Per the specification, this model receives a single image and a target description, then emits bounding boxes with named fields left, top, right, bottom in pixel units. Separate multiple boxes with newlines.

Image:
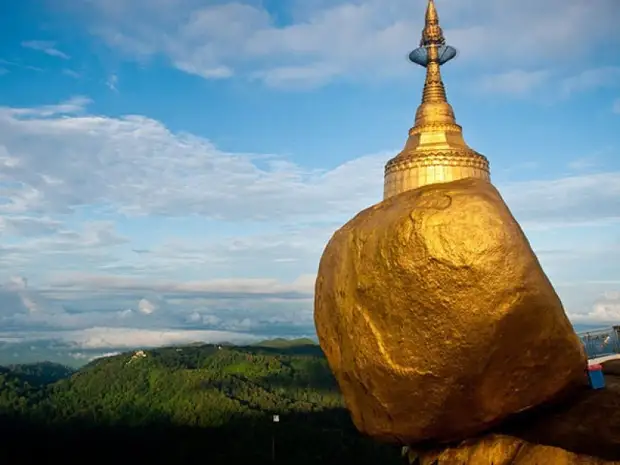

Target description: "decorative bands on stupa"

left=384, top=148, right=490, bottom=198
left=385, top=149, right=489, bottom=172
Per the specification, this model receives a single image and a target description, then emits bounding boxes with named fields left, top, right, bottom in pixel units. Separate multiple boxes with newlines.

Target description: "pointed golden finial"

left=383, top=0, right=490, bottom=199
left=422, top=0, right=444, bottom=46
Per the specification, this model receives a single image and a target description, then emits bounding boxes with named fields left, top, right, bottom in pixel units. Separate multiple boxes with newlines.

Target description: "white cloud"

left=613, top=99, right=620, bottom=114
left=251, top=64, right=342, bottom=90
left=501, top=172, right=620, bottom=227
left=476, top=66, right=620, bottom=98
left=0, top=98, right=386, bottom=220
left=0, top=327, right=259, bottom=350
left=6, top=276, right=28, bottom=290
left=5, top=96, right=91, bottom=119
left=64, top=0, right=620, bottom=88
left=62, top=69, right=81, bottom=79
left=138, top=298, right=157, bottom=315
left=175, top=63, right=233, bottom=79
left=105, top=74, right=118, bottom=91
left=570, top=293, right=620, bottom=325
left=568, top=157, right=598, bottom=171
left=21, top=40, right=70, bottom=60
left=46, top=273, right=316, bottom=297
left=70, top=351, right=121, bottom=361
left=62, top=327, right=258, bottom=349
left=476, top=69, right=551, bottom=96
left=0, top=59, right=43, bottom=73
left=0, top=216, right=62, bottom=237
left=3, top=222, right=126, bottom=255
left=0, top=277, right=43, bottom=317
left=560, top=66, right=620, bottom=96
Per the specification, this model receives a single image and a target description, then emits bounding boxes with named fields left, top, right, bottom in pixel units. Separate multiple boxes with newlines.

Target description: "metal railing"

left=577, top=326, right=620, bottom=359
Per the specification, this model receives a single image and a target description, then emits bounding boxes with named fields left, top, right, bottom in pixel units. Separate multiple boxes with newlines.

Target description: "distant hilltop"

left=0, top=337, right=320, bottom=368
left=253, top=337, right=318, bottom=348
left=157, top=337, right=317, bottom=349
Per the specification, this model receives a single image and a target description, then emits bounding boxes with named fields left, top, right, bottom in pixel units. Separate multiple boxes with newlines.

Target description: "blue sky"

left=0, top=0, right=619, bottom=355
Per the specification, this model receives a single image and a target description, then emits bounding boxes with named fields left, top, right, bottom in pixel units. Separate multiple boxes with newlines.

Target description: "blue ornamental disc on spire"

left=409, top=44, right=458, bottom=67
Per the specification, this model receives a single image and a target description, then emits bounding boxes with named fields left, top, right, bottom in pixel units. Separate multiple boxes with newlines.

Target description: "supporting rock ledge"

left=407, top=360, right=620, bottom=464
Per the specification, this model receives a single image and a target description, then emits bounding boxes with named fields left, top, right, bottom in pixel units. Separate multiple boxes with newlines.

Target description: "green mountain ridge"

left=4, top=361, right=74, bottom=386
left=0, top=342, right=400, bottom=465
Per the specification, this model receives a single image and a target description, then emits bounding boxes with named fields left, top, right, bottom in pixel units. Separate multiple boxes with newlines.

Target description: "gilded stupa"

left=384, top=0, right=489, bottom=199
left=314, top=0, right=587, bottom=453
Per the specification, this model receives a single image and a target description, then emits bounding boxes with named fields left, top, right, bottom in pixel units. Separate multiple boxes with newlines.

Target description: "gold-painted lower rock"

left=314, top=178, right=587, bottom=445
left=406, top=435, right=620, bottom=465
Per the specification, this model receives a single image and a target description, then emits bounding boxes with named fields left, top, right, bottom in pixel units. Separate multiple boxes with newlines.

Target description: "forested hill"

left=0, top=342, right=402, bottom=465
left=1, top=361, right=74, bottom=385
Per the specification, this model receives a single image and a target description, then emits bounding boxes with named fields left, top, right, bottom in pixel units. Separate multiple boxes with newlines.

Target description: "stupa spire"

left=419, top=0, right=450, bottom=108
left=383, top=0, right=490, bottom=199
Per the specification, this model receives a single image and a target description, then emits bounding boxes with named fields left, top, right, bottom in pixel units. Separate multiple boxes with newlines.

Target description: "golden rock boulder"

left=314, top=178, right=587, bottom=445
